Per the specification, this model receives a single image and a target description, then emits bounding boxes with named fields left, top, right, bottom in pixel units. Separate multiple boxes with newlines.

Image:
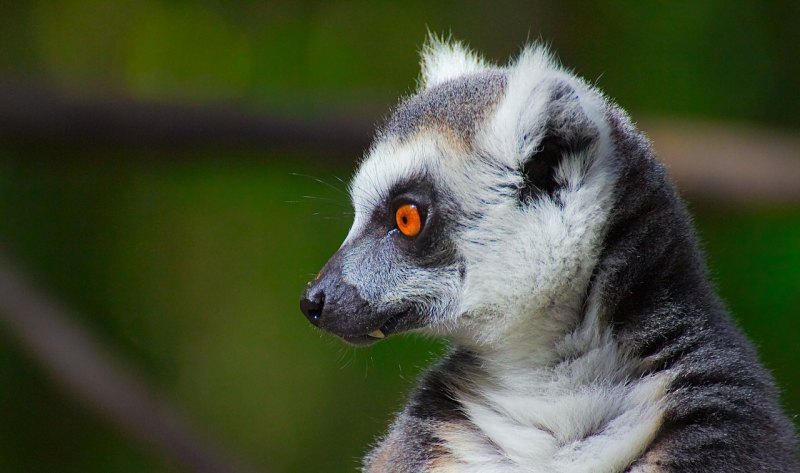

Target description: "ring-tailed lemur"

left=300, top=38, right=798, bottom=472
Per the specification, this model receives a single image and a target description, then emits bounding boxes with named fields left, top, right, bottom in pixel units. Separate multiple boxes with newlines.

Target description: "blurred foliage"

left=0, top=1, right=798, bottom=472
left=2, top=1, right=800, bottom=121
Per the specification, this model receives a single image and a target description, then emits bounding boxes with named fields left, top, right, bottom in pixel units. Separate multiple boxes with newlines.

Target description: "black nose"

left=300, top=288, right=325, bottom=326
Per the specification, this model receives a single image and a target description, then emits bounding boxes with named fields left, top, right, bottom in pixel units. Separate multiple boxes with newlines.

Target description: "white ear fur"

left=480, top=44, right=560, bottom=168
left=419, top=34, right=491, bottom=90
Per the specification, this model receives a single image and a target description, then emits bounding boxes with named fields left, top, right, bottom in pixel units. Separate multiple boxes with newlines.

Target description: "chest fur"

left=430, top=372, right=670, bottom=473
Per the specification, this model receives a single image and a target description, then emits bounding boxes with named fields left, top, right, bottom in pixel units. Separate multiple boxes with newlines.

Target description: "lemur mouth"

left=339, top=310, right=413, bottom=346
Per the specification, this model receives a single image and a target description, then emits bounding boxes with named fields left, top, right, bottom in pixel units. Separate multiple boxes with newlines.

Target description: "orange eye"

left=395, top=204, right=422, bottom=237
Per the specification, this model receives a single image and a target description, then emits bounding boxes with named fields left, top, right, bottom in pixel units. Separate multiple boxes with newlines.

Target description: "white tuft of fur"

left=419, top=34, right=492, bottom=90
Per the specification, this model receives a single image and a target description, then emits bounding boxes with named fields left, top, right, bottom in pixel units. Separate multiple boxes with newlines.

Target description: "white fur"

left=442, top=302, right=672, bottom=472
left=447, top=371, right=670, bottom=473
left=419, top=34, right=493, bottom=90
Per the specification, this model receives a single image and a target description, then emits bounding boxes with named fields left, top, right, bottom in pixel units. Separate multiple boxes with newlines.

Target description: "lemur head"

left=301, top=38, right=623, bottom=349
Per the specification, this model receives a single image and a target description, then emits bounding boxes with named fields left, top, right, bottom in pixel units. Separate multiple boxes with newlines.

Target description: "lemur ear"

left=419, top=35, right=489, bottom=90
left=520, top=82, right=598, bottom=202
left=542, top=81, right=598, bottom=150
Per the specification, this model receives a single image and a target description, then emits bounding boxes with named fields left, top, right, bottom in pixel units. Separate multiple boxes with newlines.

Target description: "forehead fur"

left=382, top=71, right=507, bottom=145
left=352, top=39, right=609, bottom=218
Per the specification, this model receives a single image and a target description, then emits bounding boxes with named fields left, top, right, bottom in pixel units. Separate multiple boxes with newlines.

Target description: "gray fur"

left=382, top=71, right=506, bottom=144
left=597, top=106, right=799, bottom=471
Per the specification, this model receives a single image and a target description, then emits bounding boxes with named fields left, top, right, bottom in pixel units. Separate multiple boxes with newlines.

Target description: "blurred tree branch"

left=1, top=82, right=799, bottom=203
left=0, top=81, right=372, bottom=158
left=643, top=118, right=800, bottom=205
left=0, top=249, right=263, bottom=473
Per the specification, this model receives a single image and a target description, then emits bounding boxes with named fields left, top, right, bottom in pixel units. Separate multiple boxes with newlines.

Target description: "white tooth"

left=368, top=330, right=385, bottom=339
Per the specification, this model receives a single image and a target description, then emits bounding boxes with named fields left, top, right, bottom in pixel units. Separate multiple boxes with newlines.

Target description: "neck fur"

left=442, top=283, right=670, bottom=473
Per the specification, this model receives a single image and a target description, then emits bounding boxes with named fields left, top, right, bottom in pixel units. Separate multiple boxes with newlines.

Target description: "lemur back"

left=300, top=38, right=798, bottom=472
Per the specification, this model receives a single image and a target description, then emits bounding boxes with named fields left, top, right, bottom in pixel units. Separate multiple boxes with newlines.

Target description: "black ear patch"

left=520, top=134, right=566, bottom=202
left=519, top=81, right=598, bottom=204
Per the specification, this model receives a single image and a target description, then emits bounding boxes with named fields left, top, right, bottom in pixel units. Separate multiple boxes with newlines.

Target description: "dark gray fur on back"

left=595, top=106, right=799, bottom=471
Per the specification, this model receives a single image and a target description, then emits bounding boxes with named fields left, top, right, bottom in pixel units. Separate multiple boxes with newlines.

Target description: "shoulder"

left=364, top=349, right=478, bottom=472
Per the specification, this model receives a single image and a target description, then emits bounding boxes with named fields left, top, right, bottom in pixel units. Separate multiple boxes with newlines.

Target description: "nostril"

left=300, top=292, right=325, bottom=325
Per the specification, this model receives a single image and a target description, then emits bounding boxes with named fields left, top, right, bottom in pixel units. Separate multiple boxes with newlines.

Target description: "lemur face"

left=300, top=137, right=467, bottom=345
left=301, top=41, right=617, bottom=347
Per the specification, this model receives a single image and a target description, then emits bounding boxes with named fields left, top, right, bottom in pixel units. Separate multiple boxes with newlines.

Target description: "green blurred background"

left=0, top=1, right=798, bottom=472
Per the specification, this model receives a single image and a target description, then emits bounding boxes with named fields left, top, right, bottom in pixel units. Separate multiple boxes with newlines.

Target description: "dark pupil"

left=402, top=216, right=408, bottom=224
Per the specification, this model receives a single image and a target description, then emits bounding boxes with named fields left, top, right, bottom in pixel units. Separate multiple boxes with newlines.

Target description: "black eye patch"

left=376, top=175, right=434, bottom=231
left=361, top=175, right=459, bottom=268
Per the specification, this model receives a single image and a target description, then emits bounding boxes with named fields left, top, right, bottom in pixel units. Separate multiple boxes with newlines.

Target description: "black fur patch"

left=365, top=173, right=460, bottom=269
left=408, top=348, right=478, bottom=423
left=519, top=82, right=596, bottom=204
left=520, top=134, right=566, bottom=202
